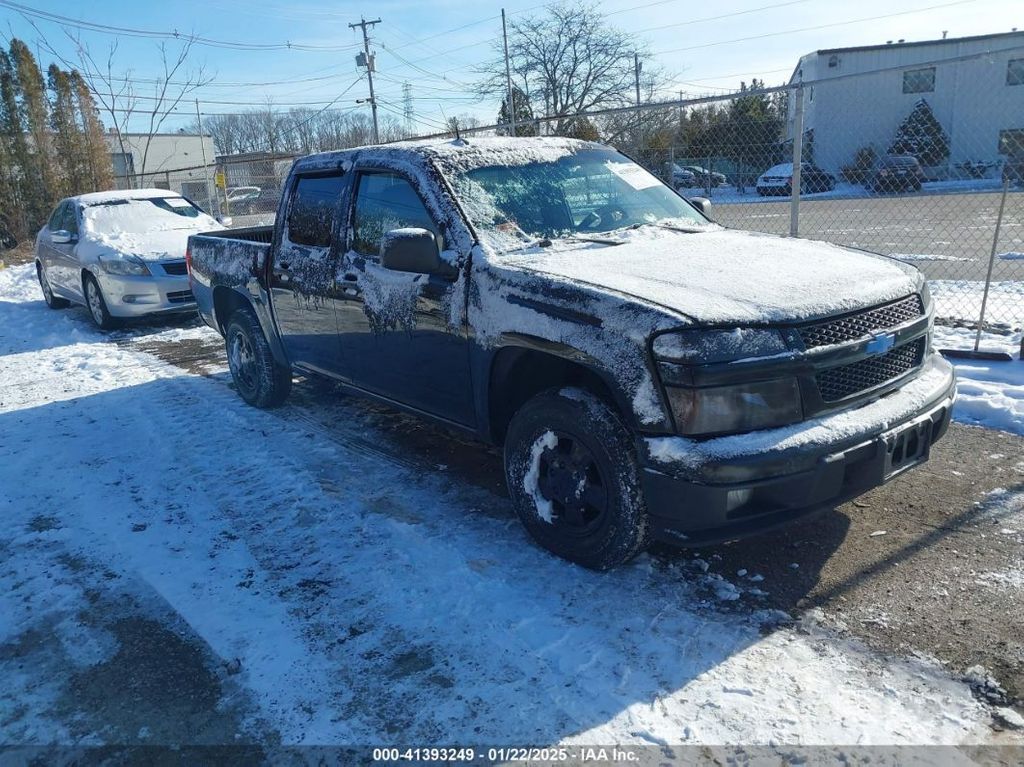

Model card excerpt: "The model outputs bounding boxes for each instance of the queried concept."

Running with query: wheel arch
[213,285,290,367]
[484,337,636,445]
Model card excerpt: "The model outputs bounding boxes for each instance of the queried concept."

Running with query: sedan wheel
[84,274,119,329]
[37,264,69,309]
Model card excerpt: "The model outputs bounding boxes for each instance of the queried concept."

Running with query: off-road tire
[226,307,292,408]
[83,272,119,329]
[37,263,69,309]
[505,387,649,570]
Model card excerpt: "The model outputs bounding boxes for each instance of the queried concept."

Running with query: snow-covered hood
[78,225,219,262]
[497,228,921,325]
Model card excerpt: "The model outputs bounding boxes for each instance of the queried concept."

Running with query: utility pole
[350,17,382,143]
[195,99,216,216]
[501,8,516,136]
[634,53,643,147]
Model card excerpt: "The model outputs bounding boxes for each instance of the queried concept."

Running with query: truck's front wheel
[505,387,649,570]
[225,308,292,408]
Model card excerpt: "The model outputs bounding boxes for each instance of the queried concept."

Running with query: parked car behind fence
[756,162,836,196]
[866,155,924,194]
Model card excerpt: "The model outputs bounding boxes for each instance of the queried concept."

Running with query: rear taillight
[185,246,192,275]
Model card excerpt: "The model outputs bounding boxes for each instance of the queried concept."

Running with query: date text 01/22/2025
[372,746,641,763]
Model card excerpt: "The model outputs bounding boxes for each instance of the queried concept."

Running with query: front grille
[167,289,194,304]
[816,338,925,402]
[162,260,188,276]
[798,294,924,350]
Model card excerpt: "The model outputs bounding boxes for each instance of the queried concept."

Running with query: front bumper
[640,353,956,545]
[95,270,196,318]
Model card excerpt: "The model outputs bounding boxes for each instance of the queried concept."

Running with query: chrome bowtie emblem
[865,333,897,355]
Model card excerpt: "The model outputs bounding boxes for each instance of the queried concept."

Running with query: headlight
[653,328,788,364]
[98,254,151,276]
[666,378,803,436]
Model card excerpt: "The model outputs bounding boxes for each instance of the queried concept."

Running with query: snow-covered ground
[1,261,1020,746]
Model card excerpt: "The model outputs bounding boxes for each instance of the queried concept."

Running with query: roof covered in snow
[71,188,185,206]
[293,136,599,174]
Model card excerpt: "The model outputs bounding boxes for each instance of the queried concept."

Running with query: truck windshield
[450,148,709,250]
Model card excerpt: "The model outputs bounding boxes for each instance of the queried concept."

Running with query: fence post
[973,175,1010,353]
[789,84,804,238]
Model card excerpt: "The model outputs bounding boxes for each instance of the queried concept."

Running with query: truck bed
[188,226,272,290]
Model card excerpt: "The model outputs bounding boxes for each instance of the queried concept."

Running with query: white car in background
[34,189,224,328]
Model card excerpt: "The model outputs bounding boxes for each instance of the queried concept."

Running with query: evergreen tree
[889,98,949,167]
[71,71,114,192]
[497,86,536,137]
[10,40,60,220]
[48,64,85,194]
[0,48,35,238]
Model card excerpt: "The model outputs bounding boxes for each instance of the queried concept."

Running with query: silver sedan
[34,189,224,329]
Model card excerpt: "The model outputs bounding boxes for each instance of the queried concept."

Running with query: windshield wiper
[626,221,708,235]
[563,235,624,246]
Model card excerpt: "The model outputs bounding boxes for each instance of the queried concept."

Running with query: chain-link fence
[646,49,1023,349]
[131,45,1022,350]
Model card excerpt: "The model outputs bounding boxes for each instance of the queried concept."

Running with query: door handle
[342,273,358,282]
[278,261,291,271]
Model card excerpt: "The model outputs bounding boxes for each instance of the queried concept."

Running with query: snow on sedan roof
[74,188,184,206]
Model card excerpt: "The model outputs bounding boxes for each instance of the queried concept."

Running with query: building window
[110,152,135,178]
[902,67,935,94]
[998,129,1024,156]
[1008,59,1024,86]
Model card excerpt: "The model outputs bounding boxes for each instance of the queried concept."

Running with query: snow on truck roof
[72,189,184,206]
[293,136,603,173]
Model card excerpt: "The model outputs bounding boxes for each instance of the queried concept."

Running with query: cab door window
[351,172,439,258]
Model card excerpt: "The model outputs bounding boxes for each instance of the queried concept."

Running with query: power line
[627,0,814,35]
[0,0,363,51]
[651,0,977,56]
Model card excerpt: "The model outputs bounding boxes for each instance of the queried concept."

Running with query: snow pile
[0,261,1008,746]
[933,324,1024,436]
[79,195,222,262]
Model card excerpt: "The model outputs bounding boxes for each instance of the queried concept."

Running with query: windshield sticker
[606,162,662,191]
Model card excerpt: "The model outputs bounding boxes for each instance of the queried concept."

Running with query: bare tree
[479,2,656,135]
[39,27,212,187]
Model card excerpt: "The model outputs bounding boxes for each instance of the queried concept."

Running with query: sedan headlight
[98,254,151,276]
[666,378,803,436]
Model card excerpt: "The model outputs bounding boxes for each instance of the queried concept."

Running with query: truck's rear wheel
[504,387,649,570]
[226,307,292,408]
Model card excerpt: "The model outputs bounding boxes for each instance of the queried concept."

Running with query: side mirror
[380,228,450,276]
[217,216,233,227]
[689,197,712,216]
[50,229,74,245]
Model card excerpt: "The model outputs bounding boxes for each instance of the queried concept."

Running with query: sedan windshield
[449,148,710,250]
[83,197,215,236]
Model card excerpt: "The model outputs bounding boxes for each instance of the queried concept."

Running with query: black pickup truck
[188,137,956,569]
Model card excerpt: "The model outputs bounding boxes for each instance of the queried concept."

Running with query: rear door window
[286,173,346,248]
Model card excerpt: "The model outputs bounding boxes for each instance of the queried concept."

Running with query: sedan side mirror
[50,229,74,245]
[688,197,712,216]
[380,228,452,276]
[216,216,233,227]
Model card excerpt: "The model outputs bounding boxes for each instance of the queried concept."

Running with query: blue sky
[1,0,1020,134]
